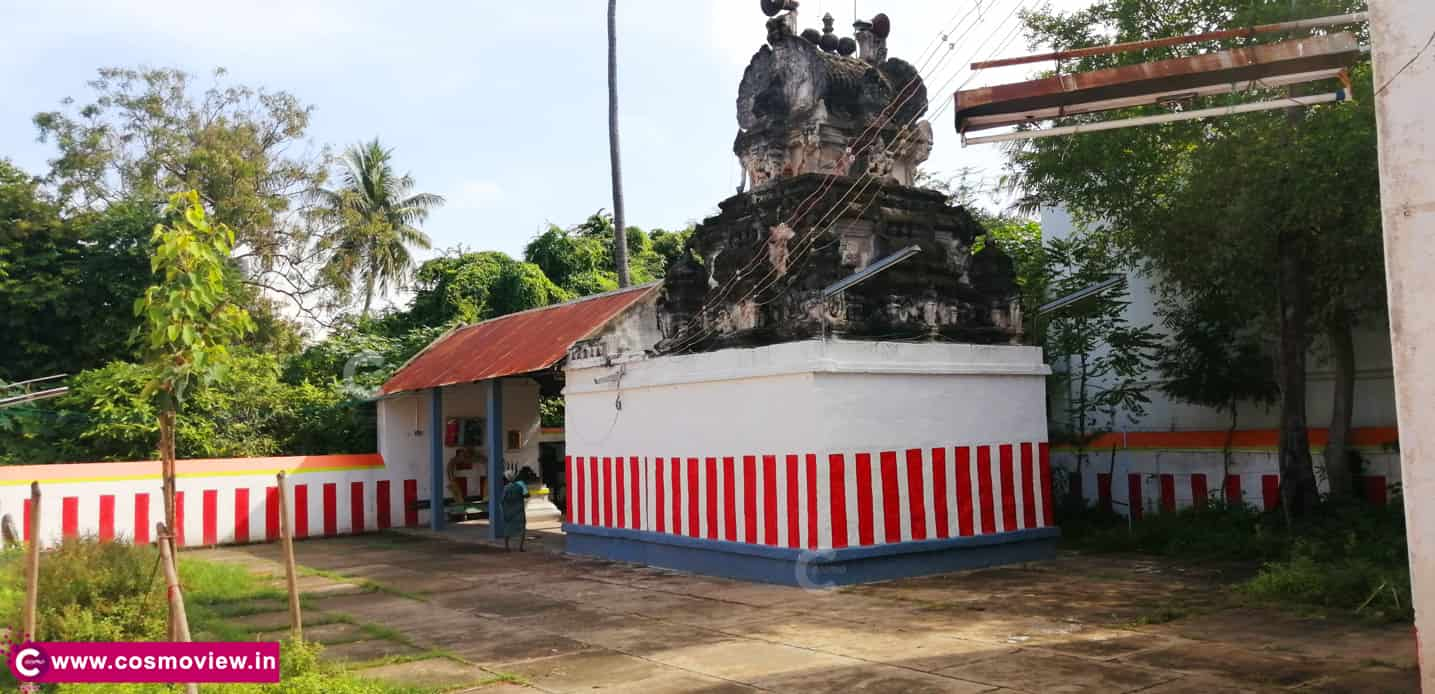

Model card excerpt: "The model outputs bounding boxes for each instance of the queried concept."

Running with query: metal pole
[972,11,1369,69]
[963,92,1344,146]
[487,379,505,540]
[1369,1,1435,686]
[429,388,445,531]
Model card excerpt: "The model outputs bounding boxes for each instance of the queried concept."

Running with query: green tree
[404,249,568,328]
[135,191,255,542]
[311,139,443,317]
[0,160,155,381]
[974,215,1045,339]
[524,224,609,291]
[1009,0,1379,515]
[1,352,377,465]
[1043,235,1159,507]
[649,227,695,274]
[1156,289,1278,483]
[524,211,667,296]
[33,67,330,316]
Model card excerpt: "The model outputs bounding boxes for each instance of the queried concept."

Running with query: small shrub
[0,541,430,693]
[0,538,167,642]
[1060,495,1411,619]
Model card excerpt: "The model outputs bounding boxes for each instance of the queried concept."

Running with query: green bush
[1,541,427,693]
[1060,499,1287,561]
[1060,495,1411,620]
[0,539,167,642]
[2,351,378,464]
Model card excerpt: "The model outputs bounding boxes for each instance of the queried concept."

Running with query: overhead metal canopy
[954,32,1361,134]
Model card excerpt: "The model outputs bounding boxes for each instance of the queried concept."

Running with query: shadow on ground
[188,525,1418,694]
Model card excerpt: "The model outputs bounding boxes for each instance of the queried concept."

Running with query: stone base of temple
[564,524,1059,587]
[561,339,1053,586]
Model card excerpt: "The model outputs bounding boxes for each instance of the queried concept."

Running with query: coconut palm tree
[608,0,630,287]
[312,139,442,316]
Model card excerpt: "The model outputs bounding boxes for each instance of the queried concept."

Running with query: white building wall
[1042,206,1397,433]
[565,340,1052,550]
[1042,207,1400,513]
[376,378,542,502]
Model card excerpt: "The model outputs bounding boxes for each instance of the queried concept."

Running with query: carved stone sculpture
[655,5,1022,353]
[735,9,930,189]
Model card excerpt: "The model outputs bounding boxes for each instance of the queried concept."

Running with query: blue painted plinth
[563,525,1059,586]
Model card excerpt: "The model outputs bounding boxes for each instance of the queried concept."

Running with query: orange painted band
[1054,427,1397,452]
[0,454,385,486]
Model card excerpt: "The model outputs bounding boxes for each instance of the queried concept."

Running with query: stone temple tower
[657,2,1022,353]
[563,2,1053,587]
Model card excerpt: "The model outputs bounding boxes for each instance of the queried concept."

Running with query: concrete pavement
[190,524,1417,693]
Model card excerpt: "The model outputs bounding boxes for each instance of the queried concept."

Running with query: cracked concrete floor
[189,531,1418,693]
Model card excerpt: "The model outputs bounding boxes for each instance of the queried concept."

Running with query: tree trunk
[1069,350,1090,506]
[1223,402,1238,493]
[607,0,630,288]
[1325,311,1357,501]
[1276,231,1320,521]
[159,408,177,554]
[361,255,377,318]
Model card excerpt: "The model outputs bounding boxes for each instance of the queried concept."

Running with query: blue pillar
[486,379,504,539]
[429,387,445,531]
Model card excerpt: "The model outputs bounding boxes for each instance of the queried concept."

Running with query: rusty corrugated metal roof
[954,33,1359,132]
[379,283,658,395]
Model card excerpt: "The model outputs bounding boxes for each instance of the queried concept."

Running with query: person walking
[501,468,536,551]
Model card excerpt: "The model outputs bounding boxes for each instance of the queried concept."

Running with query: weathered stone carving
[735,8,930,189]
[655,5,1022,353]
[658,176,1022,352]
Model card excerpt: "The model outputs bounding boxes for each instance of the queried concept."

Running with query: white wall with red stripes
[564,444,1053,550]
[1053,447,1402,518]
[0,455,428,549]
[564,340,1053,550]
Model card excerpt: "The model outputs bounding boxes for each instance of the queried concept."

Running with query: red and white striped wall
[564,442,1053,550]
[0,455,426,549]
[1054,428,1401,516]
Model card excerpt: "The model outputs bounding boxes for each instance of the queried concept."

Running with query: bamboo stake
[157,522,198,694]
[276,472,303,641]
[22,482,40,640]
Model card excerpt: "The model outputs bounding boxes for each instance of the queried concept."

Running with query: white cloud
[448,180,503,210]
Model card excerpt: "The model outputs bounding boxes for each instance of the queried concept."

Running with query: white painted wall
[376,378,542,501]
[0,455,421,549]
[1042,206,1397,433]
[567,287,663,363]
[565,340,1053,550]
[567,340,1049,459]
[1370,2,1435,680]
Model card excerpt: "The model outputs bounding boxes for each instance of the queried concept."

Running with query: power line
[665,0,1032,352]
[664,1,1033,353]
[1375,28,1435,96]
[681,3,994,329]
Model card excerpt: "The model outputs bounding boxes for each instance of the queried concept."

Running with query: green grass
[296,566,428,602]
[0,539,444,693]
[476,672,530,686]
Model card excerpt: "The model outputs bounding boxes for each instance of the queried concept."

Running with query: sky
[1,0,1088,305]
